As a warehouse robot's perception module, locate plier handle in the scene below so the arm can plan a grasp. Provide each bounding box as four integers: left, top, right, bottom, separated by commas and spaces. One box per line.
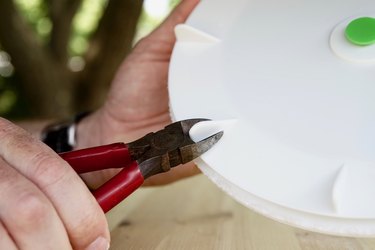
59, 119, 223, 213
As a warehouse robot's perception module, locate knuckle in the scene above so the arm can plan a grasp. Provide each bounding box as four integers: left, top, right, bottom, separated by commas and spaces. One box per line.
0, 119, 21, 140
13, 191, 52, 228
133, 38, 157, 54
29, 151, 70, 188
0, 120, 37, 156
0, 117, 27, 138
6, 134, 35, 155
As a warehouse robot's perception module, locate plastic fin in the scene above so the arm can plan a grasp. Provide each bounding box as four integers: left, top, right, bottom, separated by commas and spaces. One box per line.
175, 24, 220, 43
331, 165, 347, 214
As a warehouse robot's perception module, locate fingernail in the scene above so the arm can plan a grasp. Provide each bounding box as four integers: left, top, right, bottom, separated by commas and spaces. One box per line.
86, 236, 110, 250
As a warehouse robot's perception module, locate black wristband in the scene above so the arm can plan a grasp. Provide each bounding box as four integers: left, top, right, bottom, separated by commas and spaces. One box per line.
41, 112, 90, 153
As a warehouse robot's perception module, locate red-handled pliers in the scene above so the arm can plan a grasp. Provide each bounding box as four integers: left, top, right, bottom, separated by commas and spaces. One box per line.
59, 119, 223, 213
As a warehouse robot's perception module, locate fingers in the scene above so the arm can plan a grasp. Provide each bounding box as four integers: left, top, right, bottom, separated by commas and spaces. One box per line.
143, 162, 201, 186
0, 222, 18, 250
0, 157, 71, 249
83, 162, 200, 188
0, 118, 109, 250
149, 0, 200, 42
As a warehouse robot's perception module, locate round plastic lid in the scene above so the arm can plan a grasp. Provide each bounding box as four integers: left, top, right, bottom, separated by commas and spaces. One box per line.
169, 0, 375, 236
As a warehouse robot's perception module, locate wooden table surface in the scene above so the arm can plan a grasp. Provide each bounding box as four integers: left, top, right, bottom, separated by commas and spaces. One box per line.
106, 175, 375, 250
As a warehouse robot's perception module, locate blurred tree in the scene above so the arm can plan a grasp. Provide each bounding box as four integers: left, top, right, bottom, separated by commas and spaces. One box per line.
0, 0, 144, 118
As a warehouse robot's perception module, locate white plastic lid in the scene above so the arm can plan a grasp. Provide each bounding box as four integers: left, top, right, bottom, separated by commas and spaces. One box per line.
169, 0, 375, 236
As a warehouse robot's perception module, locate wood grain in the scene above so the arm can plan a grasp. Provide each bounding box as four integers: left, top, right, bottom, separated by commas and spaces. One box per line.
106, 175, 375, 250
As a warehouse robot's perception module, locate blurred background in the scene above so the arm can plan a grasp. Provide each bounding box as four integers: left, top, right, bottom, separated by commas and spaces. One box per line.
0, 0, 180, 120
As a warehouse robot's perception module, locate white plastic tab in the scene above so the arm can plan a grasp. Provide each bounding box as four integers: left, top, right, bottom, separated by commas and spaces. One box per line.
175, 24, 220, 43
189, 119, 237, 143
331, 165, 347, 214
331, 164, 375, 217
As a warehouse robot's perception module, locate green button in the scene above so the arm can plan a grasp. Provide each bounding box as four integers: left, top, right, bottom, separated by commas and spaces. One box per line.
345, 17, 375, 46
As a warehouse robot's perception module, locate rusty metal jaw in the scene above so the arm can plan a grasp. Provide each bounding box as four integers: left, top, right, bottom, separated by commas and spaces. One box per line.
179, 131, 224, 163
127, 119, 223, 179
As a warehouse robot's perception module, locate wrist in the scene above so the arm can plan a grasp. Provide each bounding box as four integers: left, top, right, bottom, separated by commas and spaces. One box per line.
75, 111, 103, 149
41, 112, 92, 152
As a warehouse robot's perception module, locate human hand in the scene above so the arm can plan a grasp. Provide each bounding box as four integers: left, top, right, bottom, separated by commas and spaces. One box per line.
77, 0, 201, 188
0, 118, 109, 249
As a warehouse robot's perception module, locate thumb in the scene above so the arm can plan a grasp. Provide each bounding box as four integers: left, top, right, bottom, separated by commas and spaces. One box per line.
149, 0, 200, 42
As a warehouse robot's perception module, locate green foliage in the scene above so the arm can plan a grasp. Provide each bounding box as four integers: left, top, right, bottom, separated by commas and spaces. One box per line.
70, 0, 107, 55
135, 0, 181, 42
0, 90, 17, 114
135, 9, 163, 42
169, 0, 181, 8
1, 0, 182, 118
0, 77, 17, 116
12, 0, 181, 53
14, 0, 51, 42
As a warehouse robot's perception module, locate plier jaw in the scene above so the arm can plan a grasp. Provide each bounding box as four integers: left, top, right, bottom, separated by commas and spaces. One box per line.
59, 119, 223, 212
128, 119, 223, 179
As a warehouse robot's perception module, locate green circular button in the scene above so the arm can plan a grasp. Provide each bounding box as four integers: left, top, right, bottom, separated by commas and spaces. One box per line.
345, 17, 375, 46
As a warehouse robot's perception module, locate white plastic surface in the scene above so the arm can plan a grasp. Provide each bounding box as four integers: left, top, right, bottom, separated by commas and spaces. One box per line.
168, 0, 375, 236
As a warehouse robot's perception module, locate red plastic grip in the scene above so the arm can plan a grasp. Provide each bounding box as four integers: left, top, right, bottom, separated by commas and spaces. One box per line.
59, 143, 132, 173
60, 143, 144, 212
93, 162, 144, 213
